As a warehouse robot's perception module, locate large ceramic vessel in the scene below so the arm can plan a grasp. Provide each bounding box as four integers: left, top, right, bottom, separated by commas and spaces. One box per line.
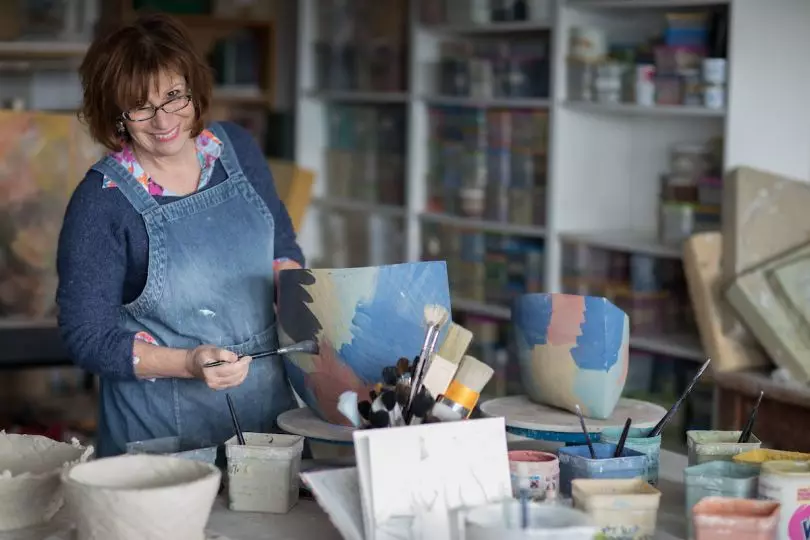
277, 262, 452, 425
62, 454, 220, 540
512, 293, 629, 419
0, 432, 93, 531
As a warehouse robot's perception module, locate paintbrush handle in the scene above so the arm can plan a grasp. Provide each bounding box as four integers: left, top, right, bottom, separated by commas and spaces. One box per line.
648, 358, 711, 438
614, 418, 632, 457
405, 325, 438, 418
226, 394, 246, 445
738, 391, 764, 443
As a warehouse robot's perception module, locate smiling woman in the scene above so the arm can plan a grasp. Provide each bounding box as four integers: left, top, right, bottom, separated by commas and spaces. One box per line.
57, 13, 305, 457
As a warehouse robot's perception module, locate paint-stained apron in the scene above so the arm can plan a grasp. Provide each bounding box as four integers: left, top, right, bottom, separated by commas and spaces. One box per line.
90, 122, 296, 457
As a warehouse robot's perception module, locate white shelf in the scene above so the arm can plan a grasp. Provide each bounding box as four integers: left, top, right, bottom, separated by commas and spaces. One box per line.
630, 333, 704, 362
559, 231, 683, 259
311, 197, 408, 218
568, 0, 729, 8
564, 101, 726, 118
421, 213, 546, 237
451, 298, 511, 319
305, 91, 409, 104
419, 20, 552, 34
423, 95, 551, 109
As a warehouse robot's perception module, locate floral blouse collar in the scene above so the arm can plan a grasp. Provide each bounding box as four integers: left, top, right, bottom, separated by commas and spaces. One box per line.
101, 129, 223, 196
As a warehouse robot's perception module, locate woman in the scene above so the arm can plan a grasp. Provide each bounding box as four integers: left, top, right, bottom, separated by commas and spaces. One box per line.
57, 13, 303, 457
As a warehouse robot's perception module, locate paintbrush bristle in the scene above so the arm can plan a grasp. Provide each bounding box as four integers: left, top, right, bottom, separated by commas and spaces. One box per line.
437, 323, 473, 365
453, 355, 494, 393
423, 304, 449, 328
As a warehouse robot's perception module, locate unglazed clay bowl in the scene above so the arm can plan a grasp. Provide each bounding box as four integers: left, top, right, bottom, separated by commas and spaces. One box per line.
62, 454, 220, 540
512, 293, 629, 419
277, 261, 452, 425
0, 431, 94, 531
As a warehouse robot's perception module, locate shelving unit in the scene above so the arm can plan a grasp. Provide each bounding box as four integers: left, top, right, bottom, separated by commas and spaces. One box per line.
294, 0, 810, 376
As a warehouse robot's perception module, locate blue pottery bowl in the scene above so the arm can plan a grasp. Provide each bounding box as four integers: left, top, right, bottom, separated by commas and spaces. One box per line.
512, 293, 629, 419
277, 262, 451, 425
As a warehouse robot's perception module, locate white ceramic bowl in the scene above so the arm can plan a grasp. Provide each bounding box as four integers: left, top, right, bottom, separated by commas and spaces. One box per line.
0, 432, 93, 531
62, 454, 221, 540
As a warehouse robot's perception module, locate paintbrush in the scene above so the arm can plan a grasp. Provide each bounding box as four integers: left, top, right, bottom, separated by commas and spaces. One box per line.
203, 339, 319, 368
380, 390, 401, 426
614, 418, 632, 457
738, 390, 764, 443
408, 388, 436, 426
357, 400, 372, 423
226, 394, 246, 445
382, 366, 399, 387
421, 322, 473, 398
405, 305, 449, 419
647, 357, 712, 438
575, 404, 595, 459
432, 355, 494, 422
337, 391, 362, 428
368, 410, 390, 429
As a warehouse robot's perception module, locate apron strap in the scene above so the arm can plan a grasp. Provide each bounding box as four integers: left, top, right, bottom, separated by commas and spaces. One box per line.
208, 122, 244, 181
91, 155, 160, 215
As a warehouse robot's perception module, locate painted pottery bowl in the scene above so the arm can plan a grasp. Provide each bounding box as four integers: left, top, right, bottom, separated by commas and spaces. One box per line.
62, 454, 220, 540
512, 293, 629, 419
277, 261, 452, 425
0, 432, 94, 531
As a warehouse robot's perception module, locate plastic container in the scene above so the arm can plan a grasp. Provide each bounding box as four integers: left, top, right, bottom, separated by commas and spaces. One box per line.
464, 501, 597, 540
733, 448, 810, 469
557, 443, 647, 497
758, 460, 810, 540
599, 426, 661, 485
692, 497, 780, 540
571, 478, 661, 540
684, 461, 760, 539
125, 436, 218, 466
225, 432, 304, 514
686, 430, 762, 465
508, 450, 559, 500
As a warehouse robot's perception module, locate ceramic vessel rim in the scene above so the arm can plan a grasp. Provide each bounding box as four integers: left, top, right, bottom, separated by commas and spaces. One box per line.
684, 461, 759, 477
686, 430, 762, 445
61, 454, 220, 492
0, 432, 93, 481
559, 443, 646, 460
571, 477, 661, 498
466, 501, 594, 529
692, 496, 780, 518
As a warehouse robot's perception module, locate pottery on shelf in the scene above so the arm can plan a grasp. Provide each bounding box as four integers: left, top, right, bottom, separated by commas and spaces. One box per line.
512, 293, 629, 419
0, 431, 94, 531
62, 454, 221, 540
277, 261, 452, 425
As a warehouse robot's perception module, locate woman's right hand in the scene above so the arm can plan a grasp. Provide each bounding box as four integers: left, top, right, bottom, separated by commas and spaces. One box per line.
186, 345, 253, 390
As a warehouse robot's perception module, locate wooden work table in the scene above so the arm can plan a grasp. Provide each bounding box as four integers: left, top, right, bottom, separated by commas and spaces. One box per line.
3, 451, 689, 540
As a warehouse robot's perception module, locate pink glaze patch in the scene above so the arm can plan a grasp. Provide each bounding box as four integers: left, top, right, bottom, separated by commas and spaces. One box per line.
546, 294, 585, 346
509, 450, 557, 463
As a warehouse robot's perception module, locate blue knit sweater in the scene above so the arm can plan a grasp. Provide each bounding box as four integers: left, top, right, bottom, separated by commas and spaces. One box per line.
56, 121, 305, 381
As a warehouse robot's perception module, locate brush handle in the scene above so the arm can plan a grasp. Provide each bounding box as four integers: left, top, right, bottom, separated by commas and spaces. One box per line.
203, 341, 312, 368
614, 418, 632, 457
226, 394, 246, 445
738, 390, 764, 443
648, 358, 711, 438
575, 405, 596, 459
405, 325, 438, 420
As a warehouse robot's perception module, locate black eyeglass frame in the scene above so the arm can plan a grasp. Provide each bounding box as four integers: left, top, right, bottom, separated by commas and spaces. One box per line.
122, 94, 193, 122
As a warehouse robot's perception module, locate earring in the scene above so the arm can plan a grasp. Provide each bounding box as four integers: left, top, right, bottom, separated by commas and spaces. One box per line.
116, 121, 126, 135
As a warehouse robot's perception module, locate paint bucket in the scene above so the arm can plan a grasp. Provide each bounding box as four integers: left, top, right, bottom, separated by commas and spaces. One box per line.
225, 432, 304, 513
508, 450, 559, 501
571, 478, 661, 539
686, 430, 761, 465
599, 426, 661, 485
683, 461, 760, 539
126, 436, 218, 466
464, 500, 597, 540
691, 497, 779, 540
557, 443, 647, 497
732, 448, 810, 470
758, 460, 810, 539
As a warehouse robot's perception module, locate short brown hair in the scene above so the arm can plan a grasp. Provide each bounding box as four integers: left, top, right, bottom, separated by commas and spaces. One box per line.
78, 13, 213, 152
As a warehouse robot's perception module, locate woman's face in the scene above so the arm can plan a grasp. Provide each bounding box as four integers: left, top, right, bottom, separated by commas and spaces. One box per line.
124, 70, 195, 160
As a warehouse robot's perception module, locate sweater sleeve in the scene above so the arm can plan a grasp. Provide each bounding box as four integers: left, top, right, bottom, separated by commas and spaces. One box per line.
219, 122, 306, 267
56, 173, 138, 380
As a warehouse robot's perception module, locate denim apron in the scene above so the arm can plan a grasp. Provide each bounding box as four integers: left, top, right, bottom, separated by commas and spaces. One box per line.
90, 123, 296, 457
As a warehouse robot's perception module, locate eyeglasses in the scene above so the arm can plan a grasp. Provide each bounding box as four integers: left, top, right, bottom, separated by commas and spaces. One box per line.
123, 94, 192, 122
